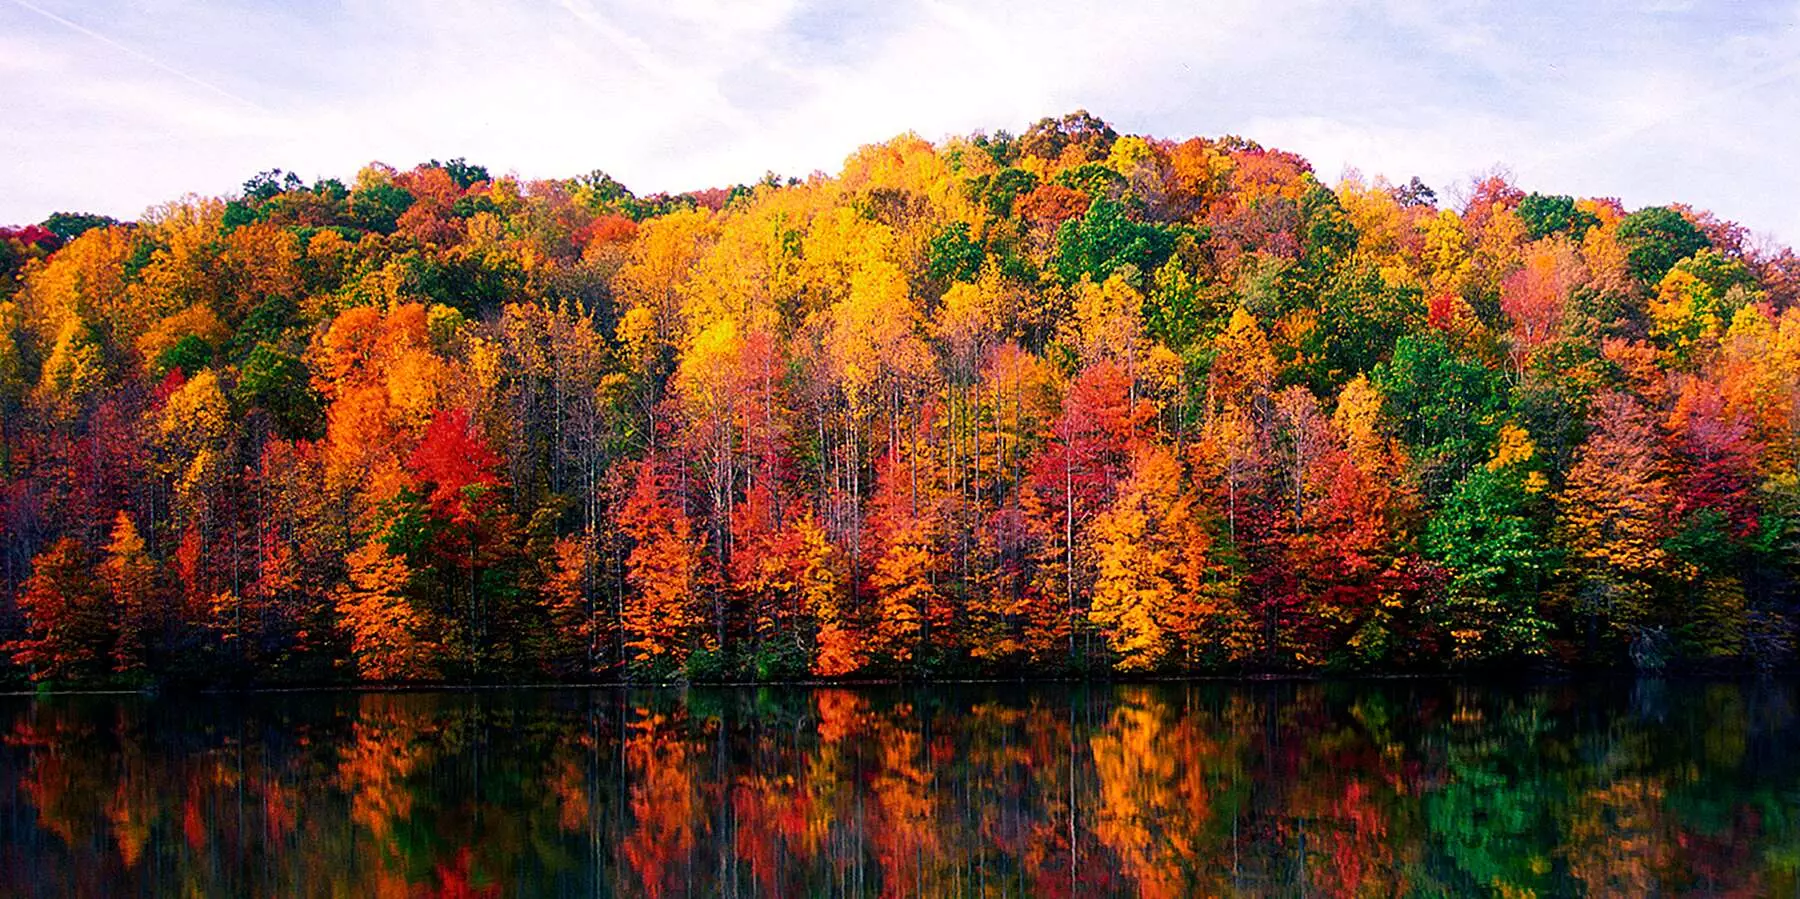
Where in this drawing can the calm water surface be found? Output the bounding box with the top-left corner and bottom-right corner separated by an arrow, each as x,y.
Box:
0,680 -> 1796,897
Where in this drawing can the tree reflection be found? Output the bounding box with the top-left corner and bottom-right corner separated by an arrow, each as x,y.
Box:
1,681 -> 1798,897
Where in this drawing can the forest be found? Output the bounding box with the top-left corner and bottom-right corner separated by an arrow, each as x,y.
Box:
2,111 -> 1797,686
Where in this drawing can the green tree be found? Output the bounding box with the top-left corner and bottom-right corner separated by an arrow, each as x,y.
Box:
235,344 -> 324,438
1424,426 -> 1555,662
1371,332 -> 1507,498
1616,206 -> 1709,288
1054,198 -> 1180,287
40,211 -> 119,244
1516,193 -> 1600,241
925,222 -> 984,284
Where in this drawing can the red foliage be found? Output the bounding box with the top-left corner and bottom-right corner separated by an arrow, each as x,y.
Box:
1030,362 -> 1145,518
0,224 -> 57,248
1018,183 -> 1091,228
576,214 -> 637,249
1666,377 -> 1761,535
407,409 -> 502,524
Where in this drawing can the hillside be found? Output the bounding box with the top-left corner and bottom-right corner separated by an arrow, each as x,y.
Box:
2,110 -> 1796,685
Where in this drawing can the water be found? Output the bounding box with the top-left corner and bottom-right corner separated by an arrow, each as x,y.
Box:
0,680 -> 1795,897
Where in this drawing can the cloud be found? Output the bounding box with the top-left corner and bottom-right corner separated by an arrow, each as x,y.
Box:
1,0 -> 1797,245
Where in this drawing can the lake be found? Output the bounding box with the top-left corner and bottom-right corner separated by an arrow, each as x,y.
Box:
0,680 -> 1795,897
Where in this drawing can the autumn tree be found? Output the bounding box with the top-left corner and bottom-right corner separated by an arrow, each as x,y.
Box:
102,512 -> 159,676
619,460 -> 703,674
1557,393 -> 1675,653
335,536 -> 439,681
1088,443 -> 1239,671
1027,361 -> 1144,665
8,539 -> 113,683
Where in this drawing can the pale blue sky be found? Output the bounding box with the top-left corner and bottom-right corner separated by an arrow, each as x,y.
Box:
4,0 -> 1798,245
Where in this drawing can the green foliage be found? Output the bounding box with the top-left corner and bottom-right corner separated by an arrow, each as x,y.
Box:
1054,163 -> 1128,206
1300,261 -> 1420,390
1517,193 -> 1600,241
968,129 -> 1018,167
964,167 -> 1038,219
235,344 -> 324,439
155,334 -> 213,378
570,170 -> 695,221
347,181 -> 415,234
1143,257 -> 1213,351
40,212 -> 118,243
451,194 -> 502,218
1670,248 -> 1759,298
1372,333 -> 1507,495
232,297 -> 302,359
682,646 -> 727,683
1424,465 -> 1554,660
1618,205 -> 1710,287
1299,183 -> 1358,272
1392,176 -> 1436,208
1053,198 -> 1180,288
926,222 -> 984,284
429,157 -> 490,189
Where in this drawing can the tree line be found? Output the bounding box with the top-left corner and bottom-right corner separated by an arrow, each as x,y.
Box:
2,111 -> 1797,685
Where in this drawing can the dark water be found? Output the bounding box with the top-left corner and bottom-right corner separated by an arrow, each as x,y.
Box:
0,681 -> 1796,897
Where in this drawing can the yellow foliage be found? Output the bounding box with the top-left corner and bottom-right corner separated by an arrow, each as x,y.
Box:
1066,273 -> 1145,372
1337,176 -> 1421,289
384,348 -> 447,432
933,281 -> 997,360
136,304 -> 228,370
1141,343 -> 1185,403
1487,422 -> 1537,471
1210,307 -> 1275,411
1580,217 -> 1635,299
34,317 -> 107,419
132,197 -> 228,316
868,520 -> 934,665
831,257 -> 926,413
1334,375 -> 1387,467
159,369 -> 232,453
1087,445 -> 1234,671
0,300 -> 22,403
613,207 -> 717,356
1421,209 -> 1472,294
20,225 -> 138,343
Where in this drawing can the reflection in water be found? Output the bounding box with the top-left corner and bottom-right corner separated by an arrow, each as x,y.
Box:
0,681 -> 1796,897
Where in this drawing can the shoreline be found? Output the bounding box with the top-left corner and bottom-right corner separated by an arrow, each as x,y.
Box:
4,668 -> 1790,698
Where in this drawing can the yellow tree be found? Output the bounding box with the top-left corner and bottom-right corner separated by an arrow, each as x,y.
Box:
1088,443 -> 1236,671
157,369 -> 234,520
17,225 -> 140,356
1208,306 -> 1276,416
1087,445 -> 1182,669
31,316 -> 108,420
613,208 -> 715,358
101,512 -> 157,676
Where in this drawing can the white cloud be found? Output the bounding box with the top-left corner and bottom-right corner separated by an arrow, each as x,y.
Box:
1,0 -> 1797,245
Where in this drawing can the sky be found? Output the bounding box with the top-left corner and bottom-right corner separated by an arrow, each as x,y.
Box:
3,0 -> 1799,246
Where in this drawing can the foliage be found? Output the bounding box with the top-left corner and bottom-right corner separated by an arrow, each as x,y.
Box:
1,113 -> 1795,684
